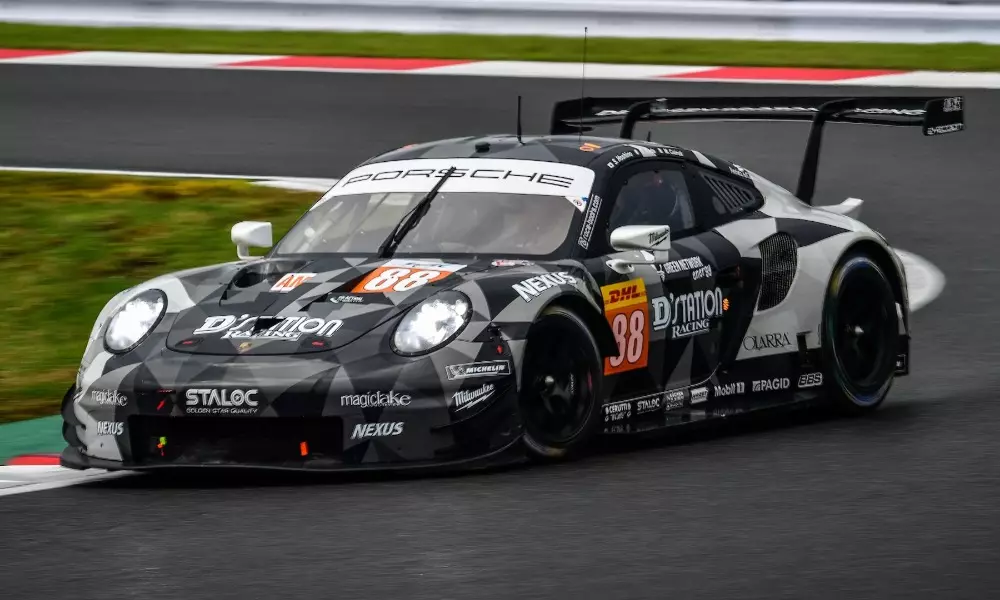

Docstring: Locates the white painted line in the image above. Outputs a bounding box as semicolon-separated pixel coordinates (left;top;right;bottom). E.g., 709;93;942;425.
0;465;129;498
424;61;707;80
851;70;1000;89
252;178;339;192
0;165;283;180
0;166;340;193
894;248;946;313
9;51;283;69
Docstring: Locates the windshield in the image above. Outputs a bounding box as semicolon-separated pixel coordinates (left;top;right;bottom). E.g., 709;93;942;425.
272;158;596;257
274;191;580;256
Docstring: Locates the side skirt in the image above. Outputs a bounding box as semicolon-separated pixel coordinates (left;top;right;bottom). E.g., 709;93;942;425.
600;350;828;435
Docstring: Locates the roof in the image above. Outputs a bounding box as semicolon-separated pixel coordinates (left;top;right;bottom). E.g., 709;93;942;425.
363;135;760;191
365;134;706;170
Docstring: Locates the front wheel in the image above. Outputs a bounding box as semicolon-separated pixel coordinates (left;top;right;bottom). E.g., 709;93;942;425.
822;252;899;414
518;306;604;461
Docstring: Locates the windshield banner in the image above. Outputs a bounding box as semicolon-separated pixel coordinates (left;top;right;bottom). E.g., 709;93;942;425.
324;159;596;201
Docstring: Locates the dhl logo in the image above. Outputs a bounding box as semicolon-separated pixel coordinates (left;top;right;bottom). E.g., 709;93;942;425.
601;279;647;309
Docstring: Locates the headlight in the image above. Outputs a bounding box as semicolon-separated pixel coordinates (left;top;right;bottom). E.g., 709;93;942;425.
104;289;166;353
392;291;471;355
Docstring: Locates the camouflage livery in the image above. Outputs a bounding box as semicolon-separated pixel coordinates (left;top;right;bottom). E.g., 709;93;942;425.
61;97;935;471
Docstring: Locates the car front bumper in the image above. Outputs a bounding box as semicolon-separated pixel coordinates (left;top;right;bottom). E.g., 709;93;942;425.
62;348;524;472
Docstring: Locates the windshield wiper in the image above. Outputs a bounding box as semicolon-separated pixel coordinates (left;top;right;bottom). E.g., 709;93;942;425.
377;166;457;258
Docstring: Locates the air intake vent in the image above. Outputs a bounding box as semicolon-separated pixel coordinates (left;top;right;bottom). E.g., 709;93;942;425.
700;173;758;215
757;233;798;311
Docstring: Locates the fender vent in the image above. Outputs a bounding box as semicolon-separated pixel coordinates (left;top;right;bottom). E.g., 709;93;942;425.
757;233;798;311
700;173;758;215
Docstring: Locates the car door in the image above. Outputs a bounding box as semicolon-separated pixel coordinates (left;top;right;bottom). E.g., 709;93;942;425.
590;160;747;404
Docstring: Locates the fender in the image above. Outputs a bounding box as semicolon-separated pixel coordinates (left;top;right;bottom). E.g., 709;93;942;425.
76;261;243;388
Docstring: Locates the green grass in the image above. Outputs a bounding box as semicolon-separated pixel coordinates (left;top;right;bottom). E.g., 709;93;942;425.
0;173;317;424
2;22;1000;71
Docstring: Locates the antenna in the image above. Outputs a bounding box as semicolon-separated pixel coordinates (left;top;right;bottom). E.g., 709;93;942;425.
516;95;523;143
646;130;652;142
578;26;589;141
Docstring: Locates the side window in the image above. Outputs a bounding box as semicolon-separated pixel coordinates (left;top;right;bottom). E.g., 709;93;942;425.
606;167;696;242
693;167;764;224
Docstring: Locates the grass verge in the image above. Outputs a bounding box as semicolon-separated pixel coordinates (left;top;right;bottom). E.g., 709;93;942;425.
2;22;1000;71
0;172;316;424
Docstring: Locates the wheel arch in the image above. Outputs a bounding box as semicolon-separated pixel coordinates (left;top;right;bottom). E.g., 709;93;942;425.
542;293;617;359
837;239;909;333
821;239;902;412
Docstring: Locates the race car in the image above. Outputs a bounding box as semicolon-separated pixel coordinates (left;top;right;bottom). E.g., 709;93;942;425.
60;94;964;472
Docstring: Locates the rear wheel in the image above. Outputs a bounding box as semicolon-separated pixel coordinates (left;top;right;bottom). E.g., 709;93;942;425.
519;306;604;460
822;252;899;414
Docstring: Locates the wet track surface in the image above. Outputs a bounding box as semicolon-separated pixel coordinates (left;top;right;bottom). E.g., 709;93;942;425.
1;66;998;599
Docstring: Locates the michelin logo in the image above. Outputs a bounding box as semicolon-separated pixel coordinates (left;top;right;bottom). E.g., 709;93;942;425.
445;360;511;380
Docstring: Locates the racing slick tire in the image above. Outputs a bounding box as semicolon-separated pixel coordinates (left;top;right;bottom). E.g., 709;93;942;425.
518;305;604;461
822;252;899;415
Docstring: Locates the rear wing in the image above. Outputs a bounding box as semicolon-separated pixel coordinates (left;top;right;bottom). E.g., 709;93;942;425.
549;95;965;204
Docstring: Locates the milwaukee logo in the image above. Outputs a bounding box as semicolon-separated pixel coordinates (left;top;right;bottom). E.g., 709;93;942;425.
647;228;669;247
453;383;495;411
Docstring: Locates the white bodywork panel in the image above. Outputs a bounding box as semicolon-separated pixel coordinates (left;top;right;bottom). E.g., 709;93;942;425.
716;172;906;363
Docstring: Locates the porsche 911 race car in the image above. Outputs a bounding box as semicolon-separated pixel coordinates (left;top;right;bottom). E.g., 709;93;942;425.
61;94;964;472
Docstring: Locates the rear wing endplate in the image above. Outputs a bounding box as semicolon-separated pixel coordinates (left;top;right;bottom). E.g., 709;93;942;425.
549;95;965;204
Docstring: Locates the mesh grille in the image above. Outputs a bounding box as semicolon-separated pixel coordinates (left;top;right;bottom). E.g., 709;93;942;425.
757;233;798;311
700;173;758;215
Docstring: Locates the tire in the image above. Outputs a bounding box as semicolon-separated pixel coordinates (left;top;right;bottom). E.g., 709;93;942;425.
518;305;604;461
822;252;899;415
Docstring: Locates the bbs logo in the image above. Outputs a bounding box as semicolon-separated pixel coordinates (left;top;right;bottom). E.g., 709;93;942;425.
798;372;824;389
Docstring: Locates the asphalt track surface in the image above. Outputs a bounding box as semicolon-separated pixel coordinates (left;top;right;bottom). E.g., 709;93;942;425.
1;65;998;599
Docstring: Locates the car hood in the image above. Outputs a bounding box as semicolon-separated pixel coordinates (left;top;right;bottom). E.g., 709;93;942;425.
165;256;504;356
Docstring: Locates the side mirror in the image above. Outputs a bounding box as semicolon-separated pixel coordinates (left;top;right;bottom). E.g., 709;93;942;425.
231;221;273;260
606;225;672;275
609;225;671;252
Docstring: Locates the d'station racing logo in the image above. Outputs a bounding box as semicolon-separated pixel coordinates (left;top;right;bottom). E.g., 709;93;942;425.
194;315;343;342
651;288;726;339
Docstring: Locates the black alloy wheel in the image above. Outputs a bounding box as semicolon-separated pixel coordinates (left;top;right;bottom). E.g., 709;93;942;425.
822;253;899;414
519;306;604;460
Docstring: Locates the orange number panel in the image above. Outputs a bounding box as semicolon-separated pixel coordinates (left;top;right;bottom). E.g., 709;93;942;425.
351;259;466;294
601;279;650;375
